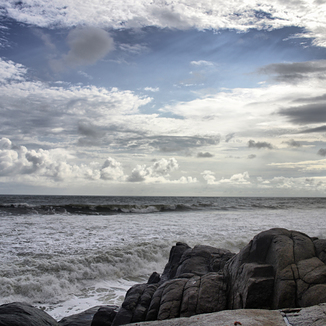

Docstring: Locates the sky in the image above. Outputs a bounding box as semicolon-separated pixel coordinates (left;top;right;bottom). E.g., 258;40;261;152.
0;1;326;197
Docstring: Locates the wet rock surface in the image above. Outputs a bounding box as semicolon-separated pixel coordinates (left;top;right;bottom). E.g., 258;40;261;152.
0;302;59;326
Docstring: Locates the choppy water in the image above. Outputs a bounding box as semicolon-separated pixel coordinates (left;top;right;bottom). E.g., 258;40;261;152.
0;195;325;320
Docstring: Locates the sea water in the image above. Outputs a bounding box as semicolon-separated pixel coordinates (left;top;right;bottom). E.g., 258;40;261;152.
0;195;325;320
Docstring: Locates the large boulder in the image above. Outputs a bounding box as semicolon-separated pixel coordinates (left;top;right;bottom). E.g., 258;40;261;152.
0;302;59;326
225;228;326;310
91;306;119;326
59;306;115;326
112;243;234;325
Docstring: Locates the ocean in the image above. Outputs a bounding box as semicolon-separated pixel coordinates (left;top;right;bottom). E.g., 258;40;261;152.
0;195;325;320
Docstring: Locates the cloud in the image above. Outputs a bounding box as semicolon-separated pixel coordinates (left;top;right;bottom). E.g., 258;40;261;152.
32;28;56;50
119;43;149;54
248;139;273;149
202;170;250;185
0;139;78;181
299;125;326;134
144;87;159;92
278;103;326;124
127;135;221;153
317;148;326;156
127;158;179;182
100;157;125;180
0;62;152;140
258;60;326;83
269;158;326;172
53;26;115;70
0;138;196;186
247;154;256;159
190;60;214;66
293;94;326;104
257;176;325;192
282;139;301;147
0;58;27;83
197;152;214;158
2;1;326;47
225;133;235;142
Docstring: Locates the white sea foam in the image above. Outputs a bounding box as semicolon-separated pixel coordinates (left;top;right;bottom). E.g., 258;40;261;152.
0;201;326;320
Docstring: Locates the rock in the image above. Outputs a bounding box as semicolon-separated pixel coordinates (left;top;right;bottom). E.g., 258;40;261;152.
161;242;190;282
59;306;111;326
112;283;160;325
130;308;286;326
314;239;326;264
112;228;326;325
6;228;326;326
225;228;326;310
0;302;59;326
175;245;235;277
91;306;119;326
147;272;161;284
282;303;326;326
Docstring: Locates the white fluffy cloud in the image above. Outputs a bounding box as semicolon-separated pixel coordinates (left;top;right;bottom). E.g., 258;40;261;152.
127;158;181;182
0;58;27;83
202;170;251;185
0;139;196;186
100;157;125;181
1;0;326;46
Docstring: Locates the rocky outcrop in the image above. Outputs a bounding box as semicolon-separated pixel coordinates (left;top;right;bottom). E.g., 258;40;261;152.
225;228;326;310
2;228;326;326
109;228;326;325
0;302;59;326
111;243;234;325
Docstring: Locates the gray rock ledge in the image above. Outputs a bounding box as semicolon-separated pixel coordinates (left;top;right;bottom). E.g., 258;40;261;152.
129;303;326;326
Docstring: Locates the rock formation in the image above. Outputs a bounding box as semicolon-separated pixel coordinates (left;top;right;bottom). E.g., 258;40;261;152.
1;228;326;326
0;302;59;326
109;228;326;325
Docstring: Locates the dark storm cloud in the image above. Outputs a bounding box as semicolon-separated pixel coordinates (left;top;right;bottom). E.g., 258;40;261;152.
197;152;214;158
248;139;273;149
278;103;326;124
151;135;221;153
299;125;326;134
292;94;326;104
282;139;301;147
77;122;148;147
317;148;326;156
258;60;326;83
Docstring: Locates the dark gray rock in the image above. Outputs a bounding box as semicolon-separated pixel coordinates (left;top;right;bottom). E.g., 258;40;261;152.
225;228;326;310
175;245;234;277
314;239;326;264
0;302;59;326
147;272;161;284
91;306;119;326
112;283;160;326
59;306;114;326
161;242;190;282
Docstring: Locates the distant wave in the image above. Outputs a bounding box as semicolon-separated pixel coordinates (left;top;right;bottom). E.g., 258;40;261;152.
0;203;208;216
1;196;326;216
